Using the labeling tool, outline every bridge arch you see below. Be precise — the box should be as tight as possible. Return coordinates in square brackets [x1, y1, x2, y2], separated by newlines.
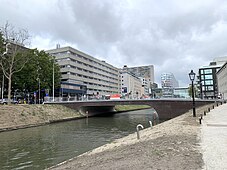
[45, 99, 216, 119]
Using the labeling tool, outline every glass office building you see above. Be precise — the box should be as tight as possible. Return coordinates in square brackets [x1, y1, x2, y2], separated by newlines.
[198, 57, 227, 99]
[198, 65, 220, 99]
[161, 73, 179, 98]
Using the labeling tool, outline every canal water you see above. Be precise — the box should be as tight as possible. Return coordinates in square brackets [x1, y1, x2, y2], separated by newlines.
[0, 109, 158, 170]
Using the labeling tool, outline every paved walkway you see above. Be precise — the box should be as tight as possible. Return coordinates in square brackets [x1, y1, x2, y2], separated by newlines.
[201, 103, 227, 170]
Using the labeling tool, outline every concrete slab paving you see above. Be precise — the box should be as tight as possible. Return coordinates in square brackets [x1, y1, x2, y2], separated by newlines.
[201, 103, 227, 170]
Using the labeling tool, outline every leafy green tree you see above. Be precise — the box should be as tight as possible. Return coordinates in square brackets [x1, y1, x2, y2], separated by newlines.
[13, 49, 61, 99]
[1, 22, 61, 103]
[188, 84, 199, 98]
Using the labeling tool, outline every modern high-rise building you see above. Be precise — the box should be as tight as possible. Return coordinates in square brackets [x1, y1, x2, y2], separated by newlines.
[198, 65, 220, 99]
[46, 46, 121, 98]
[161, 73, 179, 97]
[121, 70, 143, 99]
[122, 65, 154, 95]
[198, 57, 227, 99]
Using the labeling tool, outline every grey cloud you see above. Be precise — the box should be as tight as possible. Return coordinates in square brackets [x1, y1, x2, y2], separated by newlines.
[1, 0, 227, 86]
[68, 0, 123, 42]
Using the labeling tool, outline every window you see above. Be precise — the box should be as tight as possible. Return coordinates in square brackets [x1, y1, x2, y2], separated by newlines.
[205, 75, 212, 79]
[204, 69, 212, 74]
[201, 76, 204, 80]
[206, 86, 214, 91]
[202, 86, 205, 91]
[205, 80, 213, 85]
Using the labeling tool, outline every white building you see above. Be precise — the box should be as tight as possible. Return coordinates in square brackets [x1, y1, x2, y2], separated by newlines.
[139, 77, 149, 94]
[46, 46, 121, 97]
[122, 65, 154, 95]
[161, 73, 179, 97]
[121, 71, 143, 99]
[216, 61, 227, 99]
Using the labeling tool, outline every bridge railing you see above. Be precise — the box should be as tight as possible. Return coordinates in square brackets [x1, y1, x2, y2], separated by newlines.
[44, 96, 98, 103]
[44, 97, 81, 102]
[43, 96, 220, 103]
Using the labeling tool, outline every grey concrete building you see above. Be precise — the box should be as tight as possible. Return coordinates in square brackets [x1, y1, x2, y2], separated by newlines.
[216, 61, 227, 99]
[121, 70, 143, 99]
[46, 46, 121, 98]
[122, 65, 154, 95]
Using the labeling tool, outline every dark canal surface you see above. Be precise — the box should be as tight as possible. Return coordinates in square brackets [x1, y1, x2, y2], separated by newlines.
[0, 109, 158, 170]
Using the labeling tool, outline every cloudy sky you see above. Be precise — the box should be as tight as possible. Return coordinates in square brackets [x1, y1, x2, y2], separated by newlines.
[1, 0, 227, 87]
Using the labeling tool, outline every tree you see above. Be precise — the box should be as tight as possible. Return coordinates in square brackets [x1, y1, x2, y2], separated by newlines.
[0, 32, 4, 53]
[188, 84, 199, 98]
[13, 49, 61, 101]
[0, 32, 4, 98]
[0, 22, 31, 103]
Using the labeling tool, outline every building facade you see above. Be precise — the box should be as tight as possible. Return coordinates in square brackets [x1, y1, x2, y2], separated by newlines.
[47, 46, 121, 98]
[161, 73, 179, 98]
[198, 57, 227, 99]
[173, 87, 190, 98]
[198, 65, 220, 99]
[216, 62, 227, 99]
[122, 65, 154, 95]
[121, 71, 143, 99]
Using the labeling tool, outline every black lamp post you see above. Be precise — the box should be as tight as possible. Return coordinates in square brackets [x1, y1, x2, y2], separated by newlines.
[189, 70, 196, 117]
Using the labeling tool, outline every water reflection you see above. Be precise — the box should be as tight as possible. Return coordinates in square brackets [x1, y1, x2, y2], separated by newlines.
[0, 109, 157, 169]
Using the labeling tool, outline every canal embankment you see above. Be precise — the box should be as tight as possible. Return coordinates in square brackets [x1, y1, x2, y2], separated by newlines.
[0, 104, 83, 132]
[0, 104, 151, 132]
[48, 103, 217, 170]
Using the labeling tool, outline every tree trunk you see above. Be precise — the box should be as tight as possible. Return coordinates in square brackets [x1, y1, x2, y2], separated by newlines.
[7, 74, 12, 104]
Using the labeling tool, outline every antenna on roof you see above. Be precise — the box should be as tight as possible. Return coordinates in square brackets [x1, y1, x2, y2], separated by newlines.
[56, 43, 60, 49]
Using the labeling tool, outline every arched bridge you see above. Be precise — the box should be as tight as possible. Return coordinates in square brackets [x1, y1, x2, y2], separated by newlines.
[44, 99, 218, 119]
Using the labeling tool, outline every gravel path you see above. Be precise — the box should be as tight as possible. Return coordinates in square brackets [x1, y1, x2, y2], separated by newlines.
[48, 104, 216, 170]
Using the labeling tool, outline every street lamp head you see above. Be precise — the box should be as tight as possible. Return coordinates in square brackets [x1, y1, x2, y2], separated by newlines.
[189, 70, 196, 81]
